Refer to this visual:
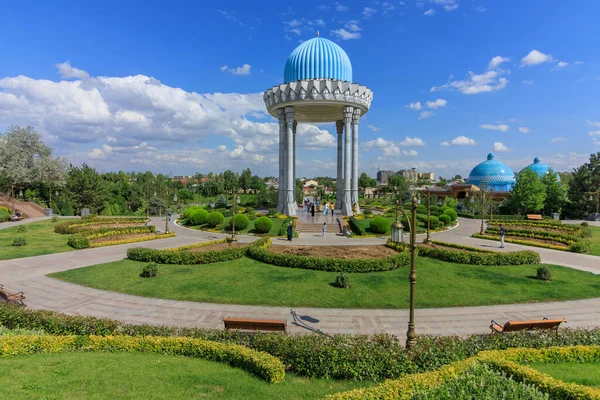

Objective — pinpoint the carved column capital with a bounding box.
[336,120,344,135]
[343,106,354,124]
[352,108,361,124]
[277,108,285,124]
[285,106,295,126]
[293,120,298,134]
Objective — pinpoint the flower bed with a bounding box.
[0,334,284,384]
[55,217,146,234]
[473,233,570,251]
[67,225,158,249]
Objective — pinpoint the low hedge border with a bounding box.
[0,334,285,384]
[247,237,410,273]
[385,240,540,265]
[473,233,570,251]
[487,220,579,231]
[55,217,146,234]
[328,346,600,399]
[164,238,228,251]
[127,240,249,264]
[89,232,176,248]
[427,240,495,253]
[485,226,578,244]
[2,304,600,382]
[67,226,158,249]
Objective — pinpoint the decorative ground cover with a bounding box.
[267,244,399,259]
[589,226,600,256]
[0,352,369,399]
[0,219,76,260]
[529,361,600,388]
[49,256,600,309]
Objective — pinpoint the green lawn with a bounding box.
[0,220,76,260]
[529,362,600,388]
[190,216,285,236]
[589,226,600,256]
[0,352,368,399]
[50,256,600,309]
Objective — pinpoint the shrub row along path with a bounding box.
[0,216,599,336]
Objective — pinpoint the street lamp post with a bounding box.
[480,186,486,235]
[391,200,403,243]
[230,189,238,243]
[398,196,418,351]
[164,188,171,234]
[425,188,431,243]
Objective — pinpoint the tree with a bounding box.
[564,152,600,218]
[66,163,108,213]
[541,170,566,215]
[358,172,377,189]
[35,156,68,207]
[504,169,546,214]
[438,177,448,186]
[239,168,252,192]
[222,170,239,194]
[387,174,410,204]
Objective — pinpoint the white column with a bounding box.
[351,108,361,214]
[293,120,297,209]
[277,108,285,213]
[283,106,297,216]
[335,120,344,210]
[341,106,354,216]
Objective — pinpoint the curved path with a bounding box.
[0,217,599,336]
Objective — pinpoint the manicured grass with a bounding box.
[588,226,600,256]
[0,352,368,399]
[529,361,600,388]
[0,220,76,260]
[50,256,600,309]
[190,216,285,236]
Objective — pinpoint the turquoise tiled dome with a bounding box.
[521,156,559,180]
[284,37,353,83]
[467,153,516,191]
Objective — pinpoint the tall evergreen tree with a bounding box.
[541,170,566,215]
[564,152,600,218]
[504,169,546,214]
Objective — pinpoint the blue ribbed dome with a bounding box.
[284,37,353,83]
[521,156,559,180]
[467,153,516,191]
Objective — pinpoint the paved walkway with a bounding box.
[0,217,599,336]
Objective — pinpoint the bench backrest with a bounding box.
[223,317,286,332]
[526,214,543,220]
[503,319,564,332]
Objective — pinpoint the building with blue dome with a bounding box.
[264,34,373,216]
[521,156,559,181]
[466,153,516,192]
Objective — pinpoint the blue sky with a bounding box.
[1,0,599,178]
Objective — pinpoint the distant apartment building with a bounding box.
[398,168,419,181]
[377,169,434,184]
[418,172,435,181]
[376,170,395,185]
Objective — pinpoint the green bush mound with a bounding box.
[443,208,458,222]
[438,214,451,226]
[348,217,366,236]
[2,304,600,382]
[229,214,250,231]
[254,216,273,234]
[247,237,409,273]
[369,216,390,234]
[12,237,27,246]
[207,211,224,228]
[188,209,209,225]
[0,334,285,384]
[127,244,248,265]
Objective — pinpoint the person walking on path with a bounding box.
[323,202,329,216]
[310,203,315,217]
[322,221,327,237]
[331,203,335,217]
[287,221,294,241]
[499,224,506,248]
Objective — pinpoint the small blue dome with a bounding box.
[284,37,353,83]
[467,153,516,191]
[521,156,559,180]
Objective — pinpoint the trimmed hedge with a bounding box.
[443,209,458,222]
[253,216,273,234]
[67,226,158,249]
[127,241,249,264]
[473,233,570,251]
[486,226,579,243]
[188,209,209,225]
[348,217,366,236]
[88,233,175,248]
[207,211,224,228]
[369,216,390,234]
[229,214,250,231]
[0,334,285,384]
[2,304,600,382]
[487,220,578,231]
[55,217,146,234]
[247,237,410,273]
[438,214,451,226]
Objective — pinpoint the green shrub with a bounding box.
[267,208,277,217]
[17,225,27,233]
[348,217,366,236]
[127,245,247,265]
[207,211,224,228]
[369,216,390,234]
[427,215,441,230]
[429,205,440,212]
[416,205,427,214]
[439,205,451,213]
[254,216,273,234]
[67,235,90,249]
[536,266,552,281]
[581,221,589,227]
[61,201,74,216]
[12,237,27,246]
[214,195,227,209]
[569,240,591,253]
[51,216,59,223]
[229,214,250,231]
[244,207,254,213]
[439,214,451,226]
[140,263,158,278]
[362,209,373,216]
[334,273,351,288]
[443,208,458,222]
[580,226,593,238]
[188,209,209,225]
[183,206,203,219]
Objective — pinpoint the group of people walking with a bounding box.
[303,198,335,218]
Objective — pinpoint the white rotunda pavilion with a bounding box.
[263,35,373,216]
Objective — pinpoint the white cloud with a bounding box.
[426,98,448,109]
[488,56,509,70]
[289,28,302,36]
[220,64,251,75]
[335,2,347,11]
[473,6,486,12]
[431,57,509,95]
[493,142,511,152]
[362,7,377,17]
[440,136,475,146]
[402,150,418,156]
[522,80,535,85]
[589,130,600,137]
[331,28,361,40]
[419,111,434,119]
[518,127,530,134]
[363,137,391,149]
[586,120,600,128]
[55,61,90,80]
[399,137,426,146]
[423,8,435,16]
[367,125,381,132]
[551,137,566,143]
[344,20,361,32]
[480,124,509,132]
[556,61,568,68]
[521,50,553,66]
[434,0,459,11]
[406,101,422,110]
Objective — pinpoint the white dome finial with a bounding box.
[316,30,320,37]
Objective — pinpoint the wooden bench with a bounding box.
[526,214,543,220]
[223,317,286,332]
[0,284,26,307]
[490,317,566,334]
